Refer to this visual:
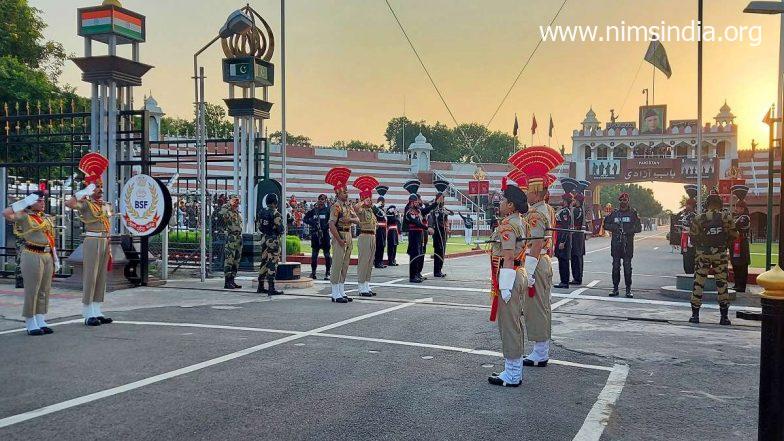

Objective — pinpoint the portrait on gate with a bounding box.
[639,105,667,135]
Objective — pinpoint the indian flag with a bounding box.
[80,8,143,41]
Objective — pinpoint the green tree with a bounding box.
[332,139,387,151]
[0,0,70,104]
[600,184,663,218]
[269,130,311,146]
[159,103,232,138]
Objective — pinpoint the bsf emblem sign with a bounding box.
[120,174,171,236]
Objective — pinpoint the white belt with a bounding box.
[85,232,110,238]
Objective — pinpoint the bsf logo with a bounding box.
[707,227,723,235]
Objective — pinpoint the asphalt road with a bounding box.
[0,231,761,440]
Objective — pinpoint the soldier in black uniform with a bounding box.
[373,187,389,268]
[730,185,751,293]
[678,184,699,274]
[570,181,588,285]
[428,180,452,278]
[403,180,435,283]
[386,206,400,266]
[554,178,577,289]
[303,194,331,280]
[604,192,642,298]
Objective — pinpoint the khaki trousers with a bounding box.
[82,236,109,305]
[357,234,375,284]
[497,269,526,359]
[524,255,553,342]
[21,250,53,318]
[330,231,352,284]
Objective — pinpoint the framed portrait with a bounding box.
[639,105,667,135]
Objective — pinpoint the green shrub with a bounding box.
[286,235,302,255]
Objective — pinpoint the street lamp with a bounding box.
[193,9,253,282]
[744,3,784,440]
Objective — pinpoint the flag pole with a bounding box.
[696,0,703,213]
[652,65,656,105]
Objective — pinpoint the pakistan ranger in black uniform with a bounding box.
[257,193,284,295]
[678,184,699,274]
[554,177,577,289]
[386,206,400,266]
[604,192,642,298]
[303,194,331,280]
[689,192,738,325]
[570,180,588,285]
[373,186,389,268]
[428,180,452,278]
[730,185,751,293]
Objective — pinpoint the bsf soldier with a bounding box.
[354,176,379,296]
[553,188,574,289]
[303,194,331,280]
[386,206,400,266]
[218,195,243,289]
[689,193,738,325]
[730,197,751,293]
[521,174,555,367]
[373,187,389,269]
[4,190,58,335]
[604,192,642,298]
[67,177,113,326]
[488,176,529,387]
[326,167,359,303]
[257,193,284,295]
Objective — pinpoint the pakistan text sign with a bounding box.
[120,174,171,236]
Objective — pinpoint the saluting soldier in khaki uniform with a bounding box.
[326,167,359,303]
[353,176,379,297]
[4,190,58,335]
[67,178,113,326]
[488,176,529,387]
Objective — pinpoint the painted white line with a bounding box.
[573,364,630,441]
[0,319,83,336]
[552,280,601,311]
[586,233,663,255]
[314,332,613,372]
[0,298,432,429]
[586,271,677,279]
[653,247,659,250]
[114,321,300,335]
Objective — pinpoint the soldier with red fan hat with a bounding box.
[487,170,530,387]
[66,152,113,327]
[4,183,58,335]
[326,167,359,303]
[507,146,563,368]
[353,176,379,297]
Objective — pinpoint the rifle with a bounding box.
[475,235,552,245]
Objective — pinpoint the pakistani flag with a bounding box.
[645,41,672,79]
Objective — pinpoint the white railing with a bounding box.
[432,170,489,235]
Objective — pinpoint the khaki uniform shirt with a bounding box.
[330,200,353,231]
[491,213,527,260]
[527,201,552,256]
[357,205,377,233]
[76,200,110,233]
[14,211,55,247]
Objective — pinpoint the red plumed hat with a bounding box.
[353,175,379,200]
[508,146,564,191]
[79,152,109,185]
[502,169,528,191]
[325,167,351,191]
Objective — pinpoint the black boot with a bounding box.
[231,277,242,289]
[625,287,633,298]
[257,276,268,294]
[224,276,233,289]
[689,306,700,324]
[310,271,317,280]
[609,287,619,297]
[267,277,283,296]
[719,305,731,326]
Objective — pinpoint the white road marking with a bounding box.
[653,247,659,250]
[586,271,677,279]
[552,280,601,310]
[0,298,432,429]
[573,364,630,441]
[586,233,663,255]
[0,319,83,335]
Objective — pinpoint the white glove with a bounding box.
[614,217,620,224]
[524,256,539,288]
[11,193,40,212]
[498,268,516,303]
[75,184,96,199]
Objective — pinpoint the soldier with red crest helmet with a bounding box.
[66,153,114,327]
[353,176,379,297]
[508,146,563,368]
[326,167,359,303]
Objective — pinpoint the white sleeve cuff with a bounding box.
[524,256,539,278]
[498,268,517,291]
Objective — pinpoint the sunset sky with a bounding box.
[29,0,784,209]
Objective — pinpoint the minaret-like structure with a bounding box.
[71,0,153,232]
[408,132,433,175]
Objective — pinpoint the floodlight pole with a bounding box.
[281,0,288,262]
